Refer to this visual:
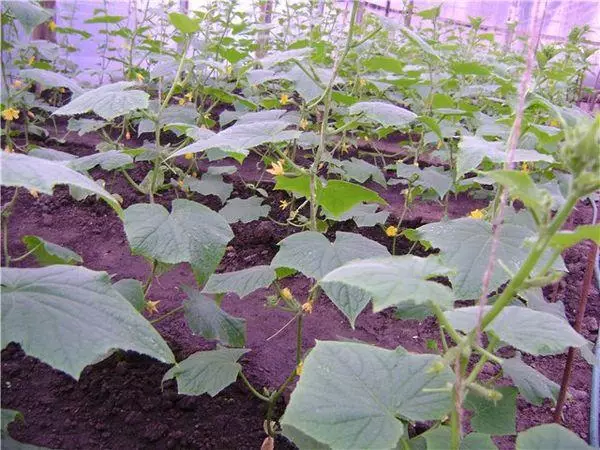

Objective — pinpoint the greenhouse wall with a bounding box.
[9,0,600,90]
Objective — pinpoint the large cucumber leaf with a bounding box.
[0,265,175,379]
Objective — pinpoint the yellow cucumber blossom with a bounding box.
[48,20,57,32]
[281,287,293,301]
[184,152,194,160]
[266,159,285,176]
[549,119,559,127]
[279,199,289,210]
[28,55,35,65]
[184,92,193,102]
[59,87,65,93]
[178,97,186,106]
[12,79,23,89]
[521,162,530,173]
[29,188,39,199]
[385,225,398,237]
[145,300,160,314]
[299,118,309,130]
[469,209,485,220]
[359,78,366,87]
[279,93,289,105]
[177,179,185,189]
[301,302,313,314]
[125,131,131,140]
[4,146,13,153]
[136,72,144,82]
[226,65,233,76]
[2,108,20,121]
[340,142,349,155]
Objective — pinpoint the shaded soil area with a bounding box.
[1,134,598,449]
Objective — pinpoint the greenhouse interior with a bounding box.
[1,0,599,449]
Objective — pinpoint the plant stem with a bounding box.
[143,259,158,296]
[296,313,304,365]
[150,305,184,324]
[1,188,19,267]
[554,242,598,422]
[309,0,359,231]
[479,192,578,331]
[239,371,270,402]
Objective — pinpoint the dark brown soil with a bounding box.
[1,133,597,449]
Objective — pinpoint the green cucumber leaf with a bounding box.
[0,152,122,215]
[163,348,249,396]
[0,265,175,379]
[281,341,454,449]
[203,265,276,298]
[272,231,389,326]
[123,199,233,285]
[218,196,271,223]
[515,424,591,450]
[53,81,149,121]
[445,306,587,355]
[182,287,246,347]
[349,101,417,128]
[501,352,559,406]
[321,255,454,312]
[21,235,82,266]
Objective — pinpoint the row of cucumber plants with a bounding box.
[1,1,599,448]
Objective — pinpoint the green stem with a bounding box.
[431,302,463,345]
[296,313,304,365]
[479,192,578,331]
[1,188,19,267]
[450,388,461,450]
[239,371,270,402]
[465,336,499,385]
[10,243,42,263]
[309,0,359,231]
[120,169,146,194]
[143,260,157,296]
[150,305,184,324]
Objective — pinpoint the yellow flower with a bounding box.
[136,72,144,82]
[279,93,289,105]
[226,65,233,76]
[299,118,309,130]
[184,92,193,102]
[48,20,57,32]
[437,140,443,149]
[184,152,194,160]
[279,199,289,210]
[203,113,211,120]
[281,287,293,301]
[145,300,160,314]
[59,87,65,93]
[2,108,20,121]
[4,146,13,153]
[192,171,198,177]
[359,78,366,87]
[28,55,35,65]
[125,131,131,140]
[12,80,23,89]
[178,179,185,189]
[301,302,313,314]
[29,188,39,199]
[178,97,186,106]
[385,225,398,237]
[340,142,349,155]
[266,159,285,176]
[521,162,530,173]
[549,119,559,127]
[469,209,485,220]
[296,360,304,376]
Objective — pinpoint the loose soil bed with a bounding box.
[1,133,597,449]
